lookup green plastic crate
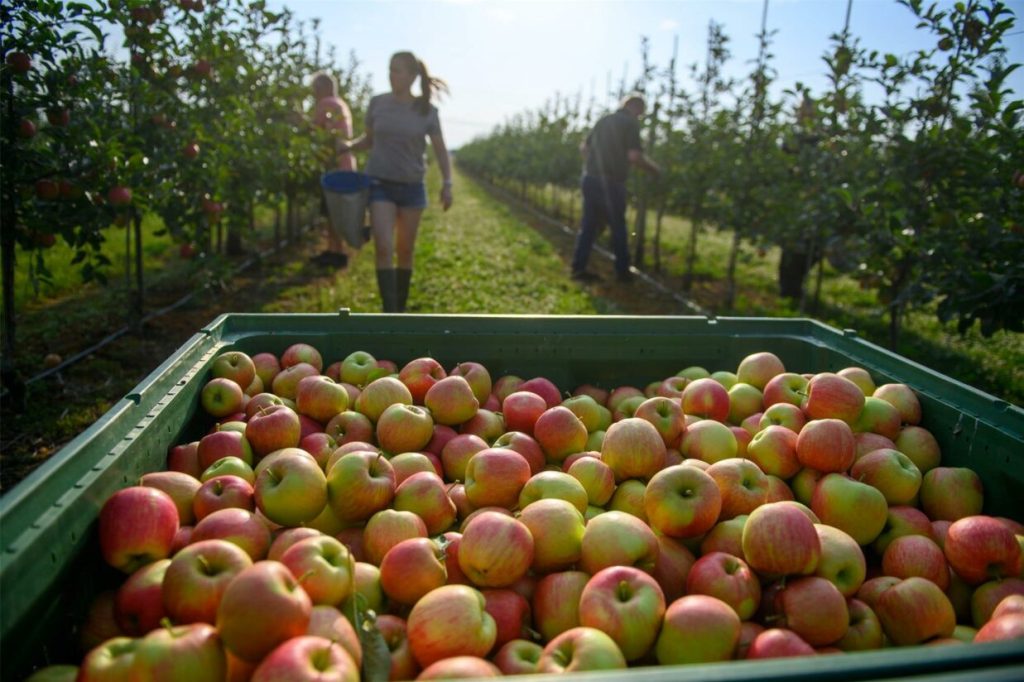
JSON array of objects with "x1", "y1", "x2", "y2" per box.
[{"x1": 2, "y1": 313, "x2": 1022, "y2": 680}]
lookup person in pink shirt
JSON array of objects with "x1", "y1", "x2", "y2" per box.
[{"x1": 311, "y1": 71, "x2": 357, "y2": 267}]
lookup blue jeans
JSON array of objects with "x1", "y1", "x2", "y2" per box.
[
  {"x1": 369, "y1": 178, "x2": 428, "y2": 209},
  {"x1": 571, "y1": 174, "x2": 630, "y2": 275}
]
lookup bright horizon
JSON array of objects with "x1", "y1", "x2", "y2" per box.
[{"x1": 271, "y1": 0, "x2": 1024, "y2": 149}]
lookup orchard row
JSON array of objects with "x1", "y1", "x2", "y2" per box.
[{"x1": 54, "y1": 344, "x2": 1024, "y2": 680}]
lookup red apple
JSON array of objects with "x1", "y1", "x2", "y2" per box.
[
  {"x1": 873, "y1": 383, "x2": 922, "y2": 425},
  {"x1": 250, "y1": 635, "x2": 357, "y2": 681},
  {"x1": 741, "y1": 501, "x2": 820, "y2": 577},
  {"x1": 803, "y1": 372, "x2": 864, "y2": 424},
  {"x1": 944, "y1": 515, "x2": 1022, "y2": 585},
  {"x1": 643, "y1": 464, "x2": 722, "y2": 538},
  {"x1": 814, "y1": 523, "x2": 866, "y2": 597},
  {"x1": 535, "y1": 626, "x2": 626, "y2": 673},
  {"x1": 162, "y1": 538, "x2": 253, "y2": 625},
  {"x1": 216, "y1": 561, "x2": 312, "y2": 663},
  {"x1": 464, "y1": 447, "x2": 531, "y2": 509},
  {"x1": 566, "y1": 455, "x2": 616, "y2": 507},
  {"x1": 502, "y1": 390, "x2": 548, "y2": 436},
  {"x1": 493, "y1": 639, "x2": 542, "y2": 675},
  {"x1": 837, "y1": 366, "x2": 876, "y2": 396},
  {"x1": 406, "y1": 584, "x2": 497, "y2": 667},
  {"x1": 379, "y1": 536, "x2": 447, "y2": 605},
  {"x1": 894, "y1": 425, "x2": 942, "y2": 474},
  {"x1": 99, "y1": 486, "x2": 179, "y2": 574},
  {"x1": 280, "y1": 343, "x2": 323, "y2": 372},
  {"x1": 532, "y1": 571, "x2": 589, "y2": 642},
  {"x1": 679, "y1": 419, "x2": 738, "y2": 464},
  {"x1": 736, "y1": 351, "x2": 786, "y2": 390},
  {"x1": 600, "y1": 417, "x2": 666, "y2": 481},
  {"x1": 326, "y1": 450, "x2": 395, "y2": 523},
  {"x1": 762, "y1": 372, "x2": 809, "y2": 408},
  {"x1": 449, "y1": 361, "x2": 493, "y2": 405},
  {"x1": 686, "y1": 552, "x2": 761, "y2": 620},
  {"x1": 851, "y1": 396, "x2": 902, "y2": 441},
  {"x1": 746, "y1": 628, "x2": 816, "y2": 658},
  {"x1": 770, "y1": 575, "x2": 849, "y2": 646},
  {"x1": 874, "y1": 576, "x2": 956, "y2": 645},
  {"x1": 850, "y1": 448, "x2": 922, "y2": 506},
  {"x1": 811, "y1": 473, "x2": 889, "y2": 546},
  {"x1": 580, "y1": 510, "x2": 659, "y2": 574},
  {"x1": 294, "y1": 375, "x2": 348, "y2": 424},
  {"x1": 424, "y1": 375, "x2": 479, "y2": 425},
  {"x1": 417, "y1": 656, "x2": 500, "y2": 679},
  {"x1": 114, "y1": 559, "x2": 170, "y2": 636},
  {"x1": 280, "y1": 535, "x2": 354, "y2": 606},
  {"x1": 373, "y1": 614, "x2": 417, "y2": 680},
  {"x1": 190, "y1": 508, "x2": 271, "y2": 561},
  {"x1": 706, "y1": 457, "x2": 769, "y2": 520},
  {"x1": 254, "y1": 449, "x2": 327, "y2": 526},
  {"x1": 835, "y1": 598, "x2": 884, "y2": 652},
  {"x1": 975, "y1": 613, "x2": 1024, "y2": 642},
  {"x1": 920, "y1": 466, "x2": 984, "y2": 521},
  {"x1": 201, "y1": 378, "x2": 245, "y2": 418},
  {"x1": 459, "y1": 511, "x2": 534, "y2": 588},
  {"x1": 759, "y1": 402, "x2": 807, "y2": 433},
  {"x1": 796, "y1": 418, "x2": 855, "y2": 473},
  {"x1": 533, "y1": 406, "x2": 588, "y2": 464},
  {"x1": 363, "y1": 509, "x2": 428, "y2": 566},
  {"x1": 272, "y1": 362, "x2": 320, "y2": 401},
  {"x1": 393, "y1": 470, "x2": 457, "y2": 535},
  {"x1": 681, "y1": 378, "x2": 730, "y2": 421},
  {"x1": 656, "y1": 593, "x2": 741, "y2": 665},
  {"x1": 492, "y1": 431, "x2": 546, "y2": 475},
  {"x1": 579, "y1": 565, "x2": 666, "y2": 661},
  {"x1": 133, "y1": 622, "x2": 227, "y2": 682},
  {"x1": 883, "y1": 534, "x2": 950, "y2": 590},
  {"x1": 324, "y1": 410, "x2": 374, "y2": 445},
  {"x1": 193, "y1": 475, "x2": 255, "y2": 520},
  {"x1": 245, "y1": 404, "x2": 301, "y2": 457},
  {"x1": 518, "y1": 498, "x2": 585, "y2": 573}
]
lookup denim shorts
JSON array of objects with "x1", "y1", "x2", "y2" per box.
[{"x1": 369, "y1": 177, "x2": 427, "y2": 209}]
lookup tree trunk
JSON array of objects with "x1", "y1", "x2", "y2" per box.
[
  {"x1": 725, "y1": 229, "x2": 741, "y2": 310},
  {"x1": 683, "y1": 206, "x2": 701, "y2": 292},
  {"x1": 653, "y1": 203, "x2": 666, "y2": 273},
  {"x1": 132, "y1": 210, "x2": 145, "y2": 324},
  {"x1": 274, "y1": 201, "x2": 281, "y2": 247}
]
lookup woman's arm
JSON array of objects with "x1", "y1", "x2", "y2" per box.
[
  {"x1": 429, "y1": 131, "x2": 453, "y2": 211},
  {"x1": 338, "y1": 126, "x2": 373, "y2": 155}
]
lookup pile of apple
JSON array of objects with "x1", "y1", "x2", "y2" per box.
[{"x1": 61, "y1": 345, "x2": 1024, "y2": 682}]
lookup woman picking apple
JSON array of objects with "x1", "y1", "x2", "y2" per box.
[{"x1": 337, "y1": 51, "x2": 453, "y2": 312}]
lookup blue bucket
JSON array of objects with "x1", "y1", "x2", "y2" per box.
[{"x1": 321, "y1": 171, "x2": 371, "y2": 247}]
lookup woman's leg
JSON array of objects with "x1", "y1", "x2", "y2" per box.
[
  {"x1": 394, "y1": 207, "x2": 424, "y2": 312},
  {"x1": 371, "y1": 201, "x2": 399, "y2": 311}
]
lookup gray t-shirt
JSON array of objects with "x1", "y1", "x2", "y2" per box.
[{"x1": 364, "y1": 94, "x2": 442, "y2": 183}]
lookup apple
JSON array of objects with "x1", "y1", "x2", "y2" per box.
[
  {"x1": 249, "y1": 635, "x2": 357, "y2": 682},
  {"x1": 417, "y1": 656, "x2": 500, "y2": 679},
  {"x1": 245, "y1": 404, "x2": 301, "y2": 457},
  {"x1": 492, "y1": 431, "x2": 546, "y2": 475},
  {"x1": 211, "y1": 351, "x2": 257, "y2": 391},
  {"x1": 746, "y1": 425, "x2": 800, "y2": 480},
  {"x1": 197, "y1": 430, "x2": 254, "y2": 471},
  {"x1": 489, "y1": 375, "x2": 523, "y2": 403},
  {"x1": 107, "y1": 186, "x2": 132, "y2": 206},
  {"x1": 440, "y1": 433, "x2": 489, "y2": 482},
  {"x1": 379, "y1": 536, "x2": 447, "y2": 605},
  {"x1": 254, "y1": 449, "x2": 327, "y2": 527},
  {"x1": 975, "y1": 613, "x2": 1024, "y2": 643},
  {"x1": 271, "y1": 362, "x2": 320, "y2": 400},
  {"x1": 607, "y1": 478, "x2": 647, "y2": 521},
  {"x1": 970, "y1": 578, "x2": 1024, "y2": 630},
  {"x1": 601, "y1": 417, "x2": 666, "y2": 482},
  {"x1": 424, "y1": 375, "x2": 479, "y2": 425},
  {"x1": 201, "y1": 457, "x2": 255, "y2": 485},
  {"x1": 989, "y1": 592, "x2": 1024, "y2": 621},
  {"x1": 856, "y1": 575, "x2": 902, "y2": 610},
  {"x1": 326, "y1": 450, "x2": 395, "y2": 523},
  {"x1": 193, "y1": 475, "x2": 255, "y2": 520},
  {"x1": 502, "y1": 390, "x2": 548, "y2": 436},
  {"x1": 363, "y1": 508, "x2": 428, "y2": 566},
  {"x1": 835, "y1": 598, "x2": 884, "y2": 652},
  {"x1": 837, "y1": 366, "x2": 876, "y2": 396},
  {"x1": 873, "y1": 383, "x2": 922, "y2": 425},
  {"x1": 99, "y1": 486, "x2": 179, "y2": 574},
  {"x1": 345, "y1": 562, "x2": 384, "y2": 615},
  {"x1": 762, "y1": 372, "x2": 809, "y2": 408},
  {"x1": 324, "y1": 410, "x2": 374, "y2": 445},
  {"x1": 519, "y1": 376, "x2": 562, "y2": 408},
  {"x1": 850, "y1": 448, "x2": 922, "y2": 505},
  {"x1": 769, "y1": 575, "x2": 849, "y2": 646},
  {"x1": 656, "y1": 594, "x2": 742, "y2": 665},
  {"x1": 6, "y1": 50, "x2": 32, "y2": 73},
  {"x1": 140, "y1": 471, "x2": 200, "y2": 526},
  {"x1": 746, "y1": 628, "x2": 816, "y2": 658},
  {"x1": 882, "y1": 534, "x2": 949, "y2": 590},
  {"x1": 854, "y1": 432, "x2": 897, "y2": 460},
  {"x1": 251, "y1": 353, "x2": 281, "y2": 387},
  {"x1": 920, "y1": 467, "x2": 984, "y2": 521},
  {"x1": 578, "y1": 565, "x2": 666, "y2": 661},
  {"x1": 741, "y1": 501, "x2": 820, "y2": 577},
  {"x1": 78, "y1": 636, "x2": 139, "y2": 680},
  {"x1": 814, "y1": 524, "x2": 866, "y2": 597},
  {"x1": 533, "y1": 406, "x2": 588, "y2": 464},
  {"x1": 493, "y1": 639, "x2": 543, "y2": 675},
  {"x1": 893, "y1": 425, "x2": 942, "y2": 474},
  {"x1": 811, "y1": 473, "x2": 889, "y2": 546},
  {"x1": 278, "y1": 535, "x2": 354, "y2": 606},
  {"x1": 216, "y1": 561, "x2": 312, "y2": 663},
  {"x1": 333, "y1": 350, "x2": 374, "y2": 387},
  {"x1": 130, "y1": 622, "x2": 226, "y2": 682},
  {"x1": 873, "y1": 504, "x2": 934, "y2": 555},
  {"x1": 353, "y1": 376, "x2": 413, "y2": 424},
  {"x1": 611, "y1": 394, "x2": 645, "y2": 422},
  {"x1": 535, "y1": 626, "x2": 627, "y2": 673},
  {"x1": 875, "y1": 576, "x2": 956, "y2": 645},
  {"x1": 161, "y1": 538, "x2": 252, "y2": 625},
  {"x1": 406, "y1": 584, "x2": 496, "y2": 667},
  {"x1": 190, "y1": 508, "x2": 271, "y2": 561},
  {"x1": 685, "y1": 552, "x2": 761, "y2": 620},
  {"x1": 758, "y1": 402, "x2": 807, "y2": 433},
  {"x1": 519, "y1": 471, "x2": 588, "y2": 512},
  {"x1": 481, "y1": 588, "x2": 531, "y2": 650},
  {"x1": 679, "y1": 419, "x2": 737, "y2": 464},
  {"x1": 795, "y1": 418, "x2": 855, "y2": 473},
  {"x1": 562, "y1": 394, "x2": 612, "y2": 433},
  {"x1": 201, "y1": 378, "x2": 245, "y2": 418},
  {"x1": 681, "y1": 378, "x2": 730, "y2": 421},
  {"x1": 532, "y1": 571, "x2": 589, "y2": 641},
  {"x1": 114, "y1": 559, "x2": 170, "y2": 636},
  {"x1": 459, "y1": 510, "x2": 534, "y2": 587},
  {"x1": 706, "y1": 457, "x2": 769, "y2": 520},
  {"x1": 397, "y1": 357, "x2": 446, "y2": 403},
  {"x1": 393, "y1": 470, "x2": 457, "y2": 535},
  {"x1": 944, "y1": 515, "x2": 1022, "y2": 585},
  {"x1": 633, "y1": 396, "x2": 686, "y2": 447},
  {"x1": 726, "y1": 383, "x2": 764, "y2": 426},
  {"x1": 245, "y1": 392, "x2": 284, "y2": 419},
  {"x1": 655, "y1": 376, "x2": 689, "y2": 399},
  {"x1": 369, "y1": 404, "x2": 432, "y2": 456},
  {"x1": 294, "y1": 375, "x2": 348, "y2": 424},
  {"x1": 701, "y1": 515, "x2": 749, "y2": 559},
  {"x1": 424, "y1": 423, "x2": 458, "y2": 457},
  {"x1": 460, "y1": 408, "x2": 505, "y2": 443},
  {"x1": 167, "y1": 441, "x2": 202, "y2": 479},
  {"x1": 851, "y1": 396, "x2": 902, "y2": 441},
  {"x1": 518, "y1": 498, "x2": 585, "y2": 573},
  {"x1": 790, "y1": 467, "x2": 824, "y2": 506},
  {"x1": 803, "y1": 372, "x2": 865, "y2": 424},
  {"x1": 281, "y1": 343, "x2": 323, "y2": 372},
  {"x1": 464, "y1": 447, "x2": 531, "y2": 509},
  {"x1": 566, "y1": 456, "x2": 616, "y2": 507},
  {"x1": 580, "y1": 510, "x2": 659, "y2": 574},
  {"x1": 643, "y1": 464, "x2": 722, "y2": 538},
  {"x1": 450, "y1": 361, "x2": 493, "y2": 405}
]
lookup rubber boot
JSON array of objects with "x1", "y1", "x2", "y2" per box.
[
  {"x1": 376, "y1": 268, "x2": 398, "y2": 313},
  {"x1": 396, "y1": 268, "x2": 413, "y2": 313}
]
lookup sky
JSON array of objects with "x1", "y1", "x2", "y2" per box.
[{"x1": 269, "y1": 0, "x2": 1024, "y2": 148}]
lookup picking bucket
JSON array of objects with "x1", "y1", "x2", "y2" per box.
[{"x1": 321, "y1": 171, "x2": 371, "y2": 247}]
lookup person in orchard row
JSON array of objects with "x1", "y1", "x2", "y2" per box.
[
  {"x1": 310, "y1": 71, "x2": 357, "y2": 268},
  {"x1": 338, "y1": 51, "x2": 453, "y2": 312}
]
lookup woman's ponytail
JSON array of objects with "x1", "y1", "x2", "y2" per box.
[{"x1": 413, "y1": 57, "x2": 448, "y2": 116}]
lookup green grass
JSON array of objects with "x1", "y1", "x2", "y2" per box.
[{"x1": 488, "y1": 178, "x2": 1024, "y2": 406}]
